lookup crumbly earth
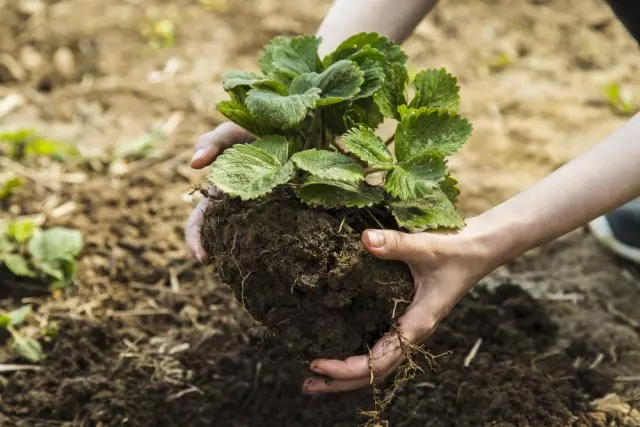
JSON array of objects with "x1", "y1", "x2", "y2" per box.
[
  {"x1": 1, "y1": 0, "x2": 640, "y2": 425},
  {"x1": 1, "y1": 283, "x2": 622, "y2": 427},
  {"x1": 202, "y1": 189, "x2": 414, "y2": 360}
]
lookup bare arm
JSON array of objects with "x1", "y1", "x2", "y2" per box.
[
  {"x1": 305, "y1": 114, "x2": 640, "y2": 394},
  {"x1": 475, "y1": 112, "x2": 640, "y2": 274},
  {"x1": 316, "y1": 0, "x2": 439, "y2": 56}
]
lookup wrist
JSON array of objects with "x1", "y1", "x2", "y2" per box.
[{"x1": 458, "y1": 213, "x2": 525, "y2": 280}]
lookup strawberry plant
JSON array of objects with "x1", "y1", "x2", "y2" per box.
[
  {"x1": 0, "y1": 219, "x2": 84, "y2": 289},
  {"x1": 207, "y1": 32, "x2": 472, "y2": 230},
  {"x1": 0, "y1": 305, "x2": 45, "y2": 362}
]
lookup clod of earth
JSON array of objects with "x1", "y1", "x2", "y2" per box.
[
  {"x1": 203, "y1": 188, "x2": 414, "y2": 359},
  {"x1": 202, "y1": 33, "x2": 472, "y2": 359}
]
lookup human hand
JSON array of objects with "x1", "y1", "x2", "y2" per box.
[
  {"x1": 185, "y1": 122, "x2": 253, "y2": 263},
  {"x1": 302, "y1": 220, "x2": 495, "y2": 394}
]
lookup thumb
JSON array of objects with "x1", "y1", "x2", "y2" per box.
[{"x1": 362, "y1": 229, "x2": 425, "y2": 262}]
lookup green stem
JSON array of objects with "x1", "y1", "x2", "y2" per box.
[
  {"x1": 302, "y1": 112, "x2": 319, "y2": 151},
  {"x1": 6, "y1": 324, "x2": 20, "y2": 340}
]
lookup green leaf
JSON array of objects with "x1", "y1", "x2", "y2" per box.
[
  {"x1": 0, "y1": 177, "x2": 24, "y2": 200},
  {"x1": 8, "y1": 305, "x2": 31, "y2": 326},
  {"x1": 28, "y1": 227, "x2": 84, "y2": 262},
  {"x1": 374, "y1": 62, "x2": 408, "y2": 120},
  {"x1": 7, "y1": 219, "x2": 36, "y2": 244},
  {"x1": 297, "y1": 178, "x2": 384, "y2": 208},
  {"x1": 222, "y1": 70, "x2": 288, "y2": 96},
  {"x1": 384, "y1": 155, "x2": 447, "y2": 200},
  {"x1": 32, "y1": 259, "x2": 64, "y2": 280},
  {"x1": 389, "y1": 189, "x2": 465, "y2": 230},
  {"x1": 0, "y1": 316, "x2": 9, "y2": 328},
  {"x1": 207, "y1": 144, "x2": 294, "y2": 200},
  {"x1": 216, "y1": 100, "x2": 266, "y2": 136},
  {"x1": 291, "y1": 149, "x2": 364, "y2": 183},
  {"x1": 345, "y1": 45, "x2": 386, "y2": 65},
  {"x1": 1, "y1": 254, "x2": 35, "y2": 277},
  {"x1": 341, "y1": 126, "x2": 393, "y2": 168},
  {"x1": 344, "y1": 98, "x2": 384, "y2": 130},
  {"x1": 323, "y1": 32, "x2": 407, "y2": 67},
  {"x1": 26, "y1": 139, "x2": 78, "y2": 161},
  {"x1": 440, "y1": 174, "x2": 460, "y2": 203},
  {"x1": 259, "y1": 35, "x2": 322, "y2": 82},
  {"x1": 0, "y1": 233, "x2": 12, "y2": 252},
  {"x1": 355, "y1": 59, "x2": 385, "y2": 99},
  {"x1": 290, "y1": 61, "x2": 365, "y2": 106},
  {"x1": 246, "y1": 88, "x2": 321, "y2": 130},
  {"x1": 410, "y1": 68, "x2": 460, "y2": 111},
  {"x1": 251, "y1": 135, "x2": 296, "y2": 165},
  {"x1": 314, "y1": 60, "x2": 364, "y2": 105},
  {"x1": 395, "y1": 108, "x2": 472, "y2": 161},
  {"x1": 12, "y1": 336, "x2": 45, "y2": 363},
  {"x1": 290, "y1": 72, "x2": 319, "y2": 94}
]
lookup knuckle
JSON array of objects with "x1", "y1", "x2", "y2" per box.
[
  {"x1": 387, "y1": 231, "x2": 405, "y2": 250},
  {"x1": 372, "y1": 363, "x2": 391, "y2": 379},
  {"x1": 413, "y1": 317, "x2": 437, "y2": 340},
  {"x1": 194, "y1": 132, "x2": 215, "y2": 150}
]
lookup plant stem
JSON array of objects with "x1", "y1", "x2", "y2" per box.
[
  {"x1": 303, "y1": 113, "x2": 319, "y2": 151},
  {"x1": 385, "y1": 134, "x2": 395, "y2": 146},
  {"x1": 320, "y1": 110, "x2": 325, "y2": 149}
]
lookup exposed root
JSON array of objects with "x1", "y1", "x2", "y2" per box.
[
  {"x1": 359, "y1": 327, "x2": 451, "y2": 427},
  {"x1": 463, "y1": 338, "x2": 483, "y2": 368}
]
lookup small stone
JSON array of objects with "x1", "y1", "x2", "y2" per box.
[
  {"x1": 18, "y1": 45, "x2": 45, "y2": 73},
  {"x1": 53, "y1": 47, "x2": 76, "y2": 79}
]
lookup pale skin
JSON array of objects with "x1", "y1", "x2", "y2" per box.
[{"x1": 185, "y1": 0, "x2": 640, "y2": 394}]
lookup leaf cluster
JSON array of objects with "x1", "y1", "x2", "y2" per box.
[
  {"x1": 0, "y1": 219, "x2": 84, "y2": 289},
  {"x1": 0, "y1": 305, "x2": 45, "y2": 362},
  {"x1": 0, "y1": 129, "x2": 79, "y2": 162},
  {"x1": 208, "y1": 33, "x2": 472, "y2": 230}
]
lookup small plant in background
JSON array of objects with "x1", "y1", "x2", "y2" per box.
[
  {"x1": 0, "y1": 129, "x2": 79, "y2": 162},
  {"x1": 0, "y1": 305, "x2": 45, "y2": 362},
  {"x1": 208, "y1": 32, "x2": 472, "y2": 230},
  {"x1": 0, "y1": 219, "x2": 84, "y2": 289},
  {"x1": 0, "y1": 176, "x2": 24, "y2": 201},
  {"x1": 603, "y1": 81, "x2": 636, "y2": 116},
  {"x1": 139, "y1": 8, "x2": 178, "y2": 49}
]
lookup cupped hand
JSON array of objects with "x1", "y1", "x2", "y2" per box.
[
  {"x1": 302, "y1": 221, "x2": 494, "y2": 394},
  {"x1": 185, "y1": 122, "x2": 252, "y2": 263}
]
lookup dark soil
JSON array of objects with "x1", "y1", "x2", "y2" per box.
[
  {"x1": 202, "y1": 188, "x2": 415, "y2": 360},
  {"x1": 1, "y1": 283, "x2": 615, "y2": 426}
]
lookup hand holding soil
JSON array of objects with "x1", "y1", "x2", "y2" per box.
[
  {"x1": 304, "y1": 223, "x2": 491, "y2": 393},
  {"x1": 185, "y1": 122, "x2": 252, "y2": 263}
]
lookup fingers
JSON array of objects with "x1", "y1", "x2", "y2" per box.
[
  {"x1": 305, "y1": 335, "x2": 406, "y2": 393},
  {"x1": 310, "y1": 355, "x2": 370, "y2": 381},
  {"x1": 190, "y1": 122, "x2": 252, "y2": 169},
  {"x1": 302, "y1": 375, "x2": 370, "y2": 394},
  {"x1": 362, "y1": 229, "x2": 428, "y2": 263},
  {"x1": 306, "y1": 294, "x2": 439, "y2": 394},
  {"x1": 185, "y1": 194, "x2": 210, "y2": 263}
]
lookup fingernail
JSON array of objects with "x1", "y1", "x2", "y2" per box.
[
  {"x1": 366, "y1": 231, "x2": 385, "y2": 248},
  {"x1": 302, "y1": 378, "x2": 316, "y2": 394},
  {"x1": 191, "y1": 148, "x2": 207, "y2": 165},
  {"x1": 310, "y1": 362, "x2": 326, "y2": 376}
]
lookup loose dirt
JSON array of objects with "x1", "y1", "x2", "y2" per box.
[{"x1": 1, "y1": 0, "x2": 639, "y2": 425}]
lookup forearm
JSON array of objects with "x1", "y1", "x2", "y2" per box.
[
  {"x1": 472, "y1": 113, "x2": 640, "y2": 272},
  {"x1": 316, "y1": 0, "x2": 439, "y2": 56}
]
